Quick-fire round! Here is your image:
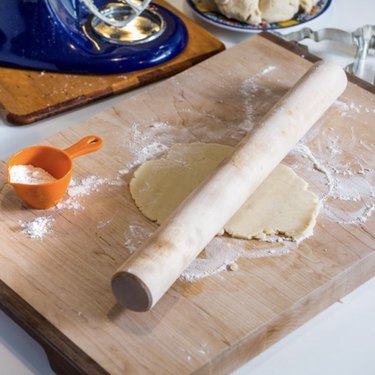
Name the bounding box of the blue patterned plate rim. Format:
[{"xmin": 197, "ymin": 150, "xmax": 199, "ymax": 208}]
[{"xmin": 186, "ymin": 0, "xmax": 332, "ymax": 32}]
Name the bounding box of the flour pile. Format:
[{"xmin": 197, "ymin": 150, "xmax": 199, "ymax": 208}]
[
  {"xmin": 19, "ymin": 216, "xmax": 55, "ymax": 239},
  {"xmin": 9, "ymin": 165, "xmax": 56, "ymax": 184}
]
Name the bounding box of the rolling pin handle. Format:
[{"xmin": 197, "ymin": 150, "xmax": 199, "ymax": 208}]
[{"xmin": 111, "ymin": 272, "xmax": 152, "ymax": 312}]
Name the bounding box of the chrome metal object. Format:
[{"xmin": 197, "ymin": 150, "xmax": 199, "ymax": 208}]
[{"xmin": 279, "ymin": 25, "xmax": 375, "ymax": 84}]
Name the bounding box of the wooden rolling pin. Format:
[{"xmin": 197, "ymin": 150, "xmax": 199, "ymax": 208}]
[{"xmin": 112, "ymin": 61, "xmax": 347, "ymax": 311}]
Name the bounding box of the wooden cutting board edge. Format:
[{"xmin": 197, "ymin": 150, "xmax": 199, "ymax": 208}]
[
  {"xmin": 1, "ymin": 32, "xmax": 375, "ymax": 375},
  {"xmin": 196, "ymin": 253, "xmax": 375, "ymax": 375}
]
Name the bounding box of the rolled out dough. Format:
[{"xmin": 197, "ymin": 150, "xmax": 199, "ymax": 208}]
[{"xmin": 130, "ymin": 143, "xmax": 320, "ymax": 241}]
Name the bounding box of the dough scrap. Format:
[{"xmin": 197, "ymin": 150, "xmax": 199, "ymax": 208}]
[{"xmin": 130, "ymin": 143, "xmax": 320, "ymax": 241}]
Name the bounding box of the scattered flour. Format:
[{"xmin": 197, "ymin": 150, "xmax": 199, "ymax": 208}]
[
  {"xmin": 333, "ymin": 99, "xmax": 375, "ymax": 117},
  {"xmin": 9, "ymin": 165, "xmax": 56, "ymax": 184},
  {"xmin": 122, "ymin": 223, "xmax": 290, "ymax": 282},
  {"xmin": 293, "ymin": 142, "xmax": 335, "ymax": 201},
  {"xmin": 181, "ymin": 237, "xmax": 290, "ymax": 282},
  {"xmin": 333, "ymin": 100, "xmax": 349, "ymax": 113},
  {"xmin": 240, "ymin": 65, "xmax": 277, "ymax": 134},
  {"xmin": 56, "ymin": 197, "xmax": 82, "ymax": 210},
  {"xmin": 124, "ymin": 224, "xmax": 155, "ymax": 254},
  {"xmin": 118, "ymin": 122, "xmax": 180, "ymax": 176},
  {"xmin": 56, "ymin": 175, "xmax": 124, "ymax": 210},
  {"xmin": 259, "ymin": 66, "xmax": 276, "ymax": 76},
  {"xmin": 68, "ymin": 176, "xmax": 111, "ymax": 197},
  {"xmin": 19, "ymin": 174, "xmax": 125, "ymax": 236},
  {"xmin": 292, "ymin": 120, "xmax": 375, "ymax": 225},
  {"xmin": 326, "ymin": 203, "xmax": 375, "ymax": 226},
  {"xmin": 19, "ymin": 216, "xmax": 55, "ymax": 239}
]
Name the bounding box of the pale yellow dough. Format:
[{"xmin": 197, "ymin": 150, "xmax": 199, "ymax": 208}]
[
  {"xmin": 259, "ymin": 0, "xmax": 300, "ymax": 23},
  {"xmin": 130, "ymin": 143, "xmax": 319, "ymax": 241}
]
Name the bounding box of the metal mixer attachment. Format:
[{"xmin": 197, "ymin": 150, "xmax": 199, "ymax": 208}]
[
  {"xmin": 279, "ymin": 25, "xmax": 375, "ymax": 84},
  {"xmin": 82, "ymin": 0, "xmax": 165, "ymax": 44}
]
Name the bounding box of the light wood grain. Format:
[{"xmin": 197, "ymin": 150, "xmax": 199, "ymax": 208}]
[
  {"xmin": 0, "ymin": 34, "xmax": 375, "ymax": 375},
  {"xmin": 0, "ymin": 0, "xmax": 224, "ymax": 125}
]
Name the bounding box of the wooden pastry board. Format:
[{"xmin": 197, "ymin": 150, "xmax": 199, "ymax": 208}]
[
  {"xmin": 1, "ymin": 33, "xmax": 375, "ymax": 375},
  {"xmin": 0, "ymin": 0, "xmax": 224, "ymax": 125}
]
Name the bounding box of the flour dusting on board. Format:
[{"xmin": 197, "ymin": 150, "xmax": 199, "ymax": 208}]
[
  {"xmin": 57, "ymin": 175, "xmax": 123, "ymax": 210},
  {"xmin": 19, "ymin": 174, "xmax": 124, "ymax": 238},
  {"xmin": 118, "ymin": 121, "xmax": 194, "ymax": 177},
  {"xmin": 123, "ymin": 223, "xmax": 291, "ymax": 281},
  {"xmin": 124, "ymin": 224, "xmax": 156, "ymax": 254},
  {"xmin": 287, "ymin": 98, "xmax": 375, "ymax": 226},
  {"xmin": 333, "ymin": 99, "xmax": 375, "ymax": 117},
  {"xmin": 181, "ymin": 237, "xmax": 291, "ymax": 282},
  {"xmin": 19, "ymin": 216, "xmax": 55, "ymax": 239},
  {"xmin": 240, "ymin": 65, "xmax": 277, "ymax": 134}
]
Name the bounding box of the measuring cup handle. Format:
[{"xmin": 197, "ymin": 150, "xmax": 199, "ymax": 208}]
[{"xmin": 64, "ymin": 136, "xmax": 103, "ymax": 159}]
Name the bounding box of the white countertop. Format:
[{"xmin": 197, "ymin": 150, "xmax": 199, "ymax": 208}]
[{"xmin": 1, "ymin": 0, "xmax": 375, "ymax": 374}]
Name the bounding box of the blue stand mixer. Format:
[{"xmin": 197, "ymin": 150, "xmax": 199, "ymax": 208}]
[{"xmin": 0, "ymin": 0, "xmax": 188, "ymax": 74}]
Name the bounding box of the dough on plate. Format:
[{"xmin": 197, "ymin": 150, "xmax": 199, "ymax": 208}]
[
  {"xmin": 213, "ymin": 0, "xmax": 317, "ymax": 25},
  {"xmin": 300, "ymin": 0, "xmax": 319, "ymax": 12},
  {"xmin": 130, "ymin": 143, "xmax": 320, "ymax": 241},
  {"xmin": 259, "ymin": 0, "xmax": 300, "ymax": 23},
  {"xmin": 215, "ymin": 0, "xmax": 262, "ymax": 25}
]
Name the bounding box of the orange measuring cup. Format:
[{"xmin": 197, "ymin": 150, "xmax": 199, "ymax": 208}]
[{"xmin": 7, "ymin": 135, "xmax": 103, "ymax": 209}]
